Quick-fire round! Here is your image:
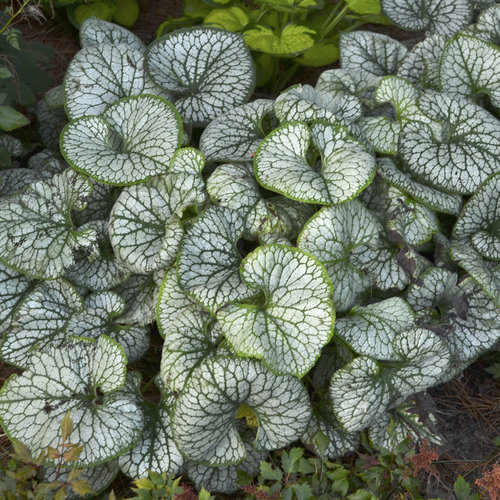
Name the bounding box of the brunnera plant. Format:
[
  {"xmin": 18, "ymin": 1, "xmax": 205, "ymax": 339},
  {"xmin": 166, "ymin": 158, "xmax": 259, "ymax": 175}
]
[{"xmin": 0, "ymin": 0, "xmax": 499, "ymax": 496}]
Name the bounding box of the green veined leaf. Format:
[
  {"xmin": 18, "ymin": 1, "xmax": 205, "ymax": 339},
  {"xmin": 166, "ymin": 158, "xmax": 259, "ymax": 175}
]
[
  {"xmin": 217, "ymin": 245, "xmax": 334, "ymax": 377},
  {"xmin": 79, "ymin": 16, "xmax": 145, "ymax": 50},
  {"xmin": 119, "ymin": 386, "xmax": 184, "ymax": 480},
  {"xmin": 297, "ymin": 200, "xmax": 380, "ymax": 312},
  {"xmin": 26, "ymin": 150, "xmax": 66, "ymax": 178},
  {"xmin": 397, "ymin": 34, "xmax": 447, "ymax": 89},
  {"xmin": 336, "ymin": 298, "xmax": 416, "ymax": 361},
  {"xmin": 109, "ymin": 173, "xmax": 205, "ymax": 274},
  {"xmin": 0, "ymin": 262, "xmax": 36, "ymax": 332},
  {"xmin": 243, "ymin": 24, "xmax": 316, "ymax": 56},
  {"xmin": 63, "ymin": 43, "xmax": 146, "ymax": 120},
  {"xmin": 145, "ymin": 27, "xmax": 255, "ymax": 126},
  {"xmin": 474, "ymin": 5, "xmax": 500, "ymax": 45},
  {"xmin": 199, "ymin": 100, "xmax": 275, "ymax": 163},
  {"xmin": 0, "ymin": 168, "xmax": 46, "ymax": 198},
  {"xmin": 0, "ymin": 337, "xmax": 145, "ymax": 467},
  {"xmin": 399, "ymin": 93, "xmax": 500, "ymax": 194},
  {"xmin": 274, "ymin": 85, "xmax": 362, "ymax": 126},
  {"xmin": 0, "ymin": 279, "xmax": 83, "ymax": 368},
  {"xmin": 381, "ymin": 0, "xmax": 472, "ymax": 36},
  {"xmin": 66, "ymin": 291, "xmax": 150, "ymax": 363},
  {"xmin": 171, "ymin": 357, "xmax": 312, "ymax": 465},
  {"xmin": 0, "ymin": 134, "xmax": 23, "ymax": 157},
  {"xmin": 254, "ymin": 121, "xmax": 375, "ymax": 205},
  {"xmin": 61, "ymin": 94, "xmax": 182, "ymax": 186},
  {"xmin": 158, "ymin": 268, "xmax": 221, "ymax": 392},
  {"xmin": 207, "ymin": 162, "xmax": 313, "ymax": 240},
  {"xmin": 168, "ymin": 147, "xmax": 205, "ymax": 176},
  {"xmin": 177, "ymin": 206, "xmax": 255, "ymax": 313},
  {"xmin": 37, "ymin": 97, "xmax": 68, "ymax": 150},
  {"xmin": 316, "ymin": 68, "xmax": 379, "ymax": 100},
  {"xmin": 43, "ymin": 460, "xmax": 120, "ymax": 498},
  {"xmin": 0, "ymin": 169, "xmax": 97, "ymax": 279},
  {"xmin": 440, "ymin": 34, "xmax": 500, "ymax": 108},
  {"xmin": 340, "ymin": 31, "xmax": 407, "ymax": 80},
  {"xmin": 44, "ymin": 85, "xmax": 64, "ymax": 109},
  {"xmin": 377, "ymin": 157, "xmax": 462, "ymax": 215}
]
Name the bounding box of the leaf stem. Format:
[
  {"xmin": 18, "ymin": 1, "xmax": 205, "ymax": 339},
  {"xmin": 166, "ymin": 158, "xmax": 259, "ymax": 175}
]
[
  {"xmin": 0, "ymin": 0, "xmax": 32, "ymax": 35},
  {"xmin": 275, "ymin": 61, "xmax": 300, "ymax": 94},
  {"xmin": 141, "ymin": 376, "xmax": 156, "ymax": 394},
  {"xmin": 321, "ymin": 4, "xmax": 350, "ymax": 40},
  {"xmin": 320, "ymin": 0, "xmax": 343, "ymax": 33}
]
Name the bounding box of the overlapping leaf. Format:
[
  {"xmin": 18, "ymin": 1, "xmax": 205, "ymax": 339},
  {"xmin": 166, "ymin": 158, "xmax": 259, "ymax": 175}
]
[
  {"xmin": 0, "ymin": 337, "xmax": 144, "ymax": 467},
  {"xmin": 199, "ymin": 100, "xmax": 275, "ymax": 163},
  {"xmin": 297, "ymin": 200, "xmax": 380, "ymax": 312},
  {"xmin": 61, "ymin": 95, "xmax": 182, "ymax": 185},
  {"xmin": 254, "ymin": 121, "xmax": 375, "ymax": 205},
  {"xmin": 171, "ymin": 357, "xmax": 311, "ymax": 465},
  {"xmin": 0, "ymin": 169, "xmax": 97, "ymax": 279},
  {"xmin": 79, "ymin": 16, "xmax": 145, "ymax": 50},
  {"xmin": 145, "ymin": 27, "xmax": 255, "ymax": 126},
  {"xmin": 217, "ymin": 245, "xmax": 334, "ymax": 377}
]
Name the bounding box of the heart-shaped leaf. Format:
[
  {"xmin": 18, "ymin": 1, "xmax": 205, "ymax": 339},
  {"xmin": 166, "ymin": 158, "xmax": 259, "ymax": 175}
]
[
  {"xmin": 0, "ymin": 336, "xmax": 145, "ymax": 467},
  {"xmin": 207, "ymin": 162, "xmax": 313, "ymax": 240},
  {"xmin": 158, "ymin": 268, "xmax": 222, "ymax": 392},
  {"xmin": 177, "ymin": 206, "xmax": 255, "ymax": 313},
  {"xmin": 145, "ymin": 27, "xmax": 255, "ymax": 126},
  {"xmin": 254, "ymin": 121, "xmax": 375, "ymax": 205},
  {"xmin": 440, "ymin": 34, "xmax": 500, "ymax": 108},
  {"xmin": 79, "ymin": 16, "xmax": 145, "ymax": 50},
  {"xmin": 199, "ymin": 99, "xmax": 275, "ymax": 163},
  {"xmin": 119, "ymin": 380, "xmax": 184, "ymax": 480},
  {"xmin": 217, "ymin": 245, "xmax": 334, "ymax": 377},
  {"xmin": 0, "ymin": 169, "xmax": 97, "ymax": 279},
  {"xmin": 61, "ymin": 95, "xmax": 182, "ymax": 186},
  {"xmin": 297, "ymin": 200, "xmax": 380, "ymax": 312},
  {"xmin": 381, "ymin": 0, "xmax": 472, "ymax": 36},
  {"xmin": 0, "ymin": 279, "xmax": 83, "ymax": 368},
  {"xmin": 109, "ymin": 173, "xmax": 205, "ymax": 274},
  {"xmin": 63, "ymin": 43, "xmax": 146, "ymax": 120},
  {"xmin": 399, "ymin": 93, "xmax": 500, "ymax": 194},
  {"xmin": 171, "ymin": 357, "xmax": 311, "ymax": 465}
]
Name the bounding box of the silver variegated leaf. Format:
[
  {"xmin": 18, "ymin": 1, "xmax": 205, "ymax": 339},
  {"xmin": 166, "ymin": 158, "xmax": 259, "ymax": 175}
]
[
  {"xmin": 168, "ymin": 147, "xmax": 205, "ymax": 176},
  {"xmin": 0, "ymin": 263, "xmax": 36, "ymax": 332},
  {"xmin": 335, "ymin": 298, "xmax": 416, "ymax": 361},
  {"xmin": 377, "ymin": 157, "xmax": 462, "ymax": 215},
  {"xmin": 171, "ymin": 357, "xmax": 311, "ymax": 465},
  {"xmin": 474, "ymin": 5, "xmax": 500, "ymax": 45},
  {"xmin": 440, "ymin": 34, "xmax": 500, "ymax": 107},
  {"xmin": 340, "ymin": 31, "xmax": 407, "ymax": 81},
  {"xmin": 0, "ymin": 169, "xmax": 97, "ymax": 279},
  {"xmin": 199, "ymin": 99, "xmax": 275, "ymax": 163},
  {"xmin": 145, "ymin": 27, "xmax": 255, "ymax": 126},
  {"xmin": 178, "ymin": 206, "xmax": 255, "ymax": 313},
  {"xmin": 119, "ymin": 382, "xmax": 183, "ymax": 480},
  {"xmin": 297, "ymin": 200, "xmax": 380, "ymax": 312},
  {"xmin": 0, "ymin": 337, "xmax": 144, "ymax": 467},
  {"xmin": 66, "ymin": 219, "xmax": 130, "ymax": 291},
  {"xmin": 44, "ymin": 85, "xmax": 64, "ymax": 109},
  {"xmin": 399, "ymin": 93, "xmax": 500, "ymax": 194},
  {"xmin": 301, "ymin": 412, "xmax": 360, "ymax": 460},
  {"xmin": 158, "ymin": 268, "xmax": 221, "ymax": 392},
  {"xmin": 27, "ymin": 150, "xmax": 66, "ymax": 179},
  {"xmin": 316, "ymin": 68, "xmax": 379, "ymax": 100},
  {"xmin": 254, "ymin": 121, "xmax": 375, "ymax": 205},
  {"xmin": 37, "ymin": 98, "xmax": 68, "ymax": 151},
  {"xmin": 0, "ymin": 279, "xmax": 83, "ymax": 368},
  {"xmin": 207, "ymin": 162, "xmax": 313, "ymax": 240},
  {"xmin": 274, "ymin": 85, "xmax": 362, "ymax": 126},
  {"xmin": 0, "ymin": 134, "xmax": 22, "ymax": 157},
  {"xmin": 64, "ymin": 43, "xmax": 146, "ymax": 120},
  {"xmin": 397, "ymin": 34, "xmax": 447, "ymax": 89},
  {"xmin": 43, "ymin": 460, "xmax": 120, "ymax": 499},
  {"xmin": 381, "ymin": 0, "xmax": 472, "ymax": 36},
  {"xmin": 217, "ymin": 245, "xmax": 334, "ymax": 377},
  {"xmin": 79, "ymin": 16, "xmax": 145, "ymax": 50},
  {"xmin": 66, "ymin": 291, "xmax": 150, "ymax": 363},
  {"xmin": 109, "ymin": 173, "xmax": 205, "ymax": 274},
  {"xmin": 61, "ymin": 95, "xmax": 182, "ymax": 186},
  {"xmin": 0, "ymin": 168, "xmax": 45, "ymax": 198}
]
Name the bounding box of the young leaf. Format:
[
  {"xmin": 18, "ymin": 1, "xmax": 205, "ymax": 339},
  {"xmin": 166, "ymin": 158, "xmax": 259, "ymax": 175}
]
[
  {"xmin": 381, "ymin": 0, "xmax": 472, "ymax": 36},
  {"xmin": 217, "ymin": 244, "xmax": 335, "ymax": 377},
  {"xmin": 171, "ymin": 357, "xmax": 312, "ymax": 465},
  {"xmin": 61, "ymin": 94, "xmax": 183, "ymax": 186},
  {"xmin": 177, "ymin": 206, "xmax": 255, "ymax": 313},
  {"xmin": 0, "ymin": 169, "xmax": 97, "ymax": 279},
  {"xmin": 199, "ymin": 99, "xmax": 275, "ymax": 163},
  {"xmin": 0, "ymin": 337, "xmax": 145, "ymax": 467},
  {"xmin": 145, "ymin": 27, "xmax": 255, "ymax": 126}
]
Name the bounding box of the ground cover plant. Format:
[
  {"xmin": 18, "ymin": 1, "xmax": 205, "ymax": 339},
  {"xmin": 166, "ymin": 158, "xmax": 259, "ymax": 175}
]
[{"xmin": 0, "ymin": 0, "xmax": 499, "ymax": 497}]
